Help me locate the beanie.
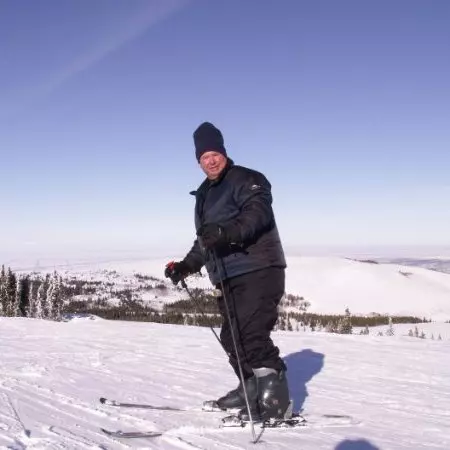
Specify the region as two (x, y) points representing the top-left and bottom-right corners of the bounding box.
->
(193, 122), (227, 162)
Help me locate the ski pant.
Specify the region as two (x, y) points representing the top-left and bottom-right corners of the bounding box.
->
(216, 266), (287, 380)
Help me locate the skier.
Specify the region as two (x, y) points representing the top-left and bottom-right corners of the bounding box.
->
(165, 122), (290, 422)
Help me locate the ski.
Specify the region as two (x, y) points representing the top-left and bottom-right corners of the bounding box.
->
(100, 413), (359, 440)
(221, 412), (307, 428)
(202, 400), (229, 412)
(99, 397), (184, 411)
(221, 412), (359, 429)
(101, 414), (358, 440)
(101, 427), (163, 439)
(100, 397), (229, 413)
(100, 396), (359, 440)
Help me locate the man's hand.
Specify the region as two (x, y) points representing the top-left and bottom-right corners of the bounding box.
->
(164, 260), (191, 285)
(197, 223), (230, 252)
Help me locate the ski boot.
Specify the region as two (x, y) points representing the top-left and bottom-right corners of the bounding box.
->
(238, 368), (291, 422)
(203, 376), (257, 412)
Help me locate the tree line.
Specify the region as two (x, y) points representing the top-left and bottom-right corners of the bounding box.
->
(0, 265), (63, 320)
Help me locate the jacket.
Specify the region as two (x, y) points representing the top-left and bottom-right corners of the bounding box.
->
(183, 159), (286, 285)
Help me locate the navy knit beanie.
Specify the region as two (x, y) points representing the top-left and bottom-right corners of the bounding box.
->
(193, 122), (227, 162)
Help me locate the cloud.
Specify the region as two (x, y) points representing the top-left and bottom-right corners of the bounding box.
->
(42, 0), (190, 94)
(1, 0), (191, 120)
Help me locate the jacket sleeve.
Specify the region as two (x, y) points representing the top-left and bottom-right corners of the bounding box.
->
(227, 171), (275, 243)
(183, 239), (205, 273)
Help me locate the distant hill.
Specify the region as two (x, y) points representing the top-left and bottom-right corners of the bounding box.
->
(284, 257), (450, 320)
(18, 255), (450, 322)
(375, 257), (450, 274)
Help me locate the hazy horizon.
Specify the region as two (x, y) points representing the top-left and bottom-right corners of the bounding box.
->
(2, 244), (450, 274)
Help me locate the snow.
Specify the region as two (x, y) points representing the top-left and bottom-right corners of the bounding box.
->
(1, 316), (449, 449)
(2, 255), (450, 448)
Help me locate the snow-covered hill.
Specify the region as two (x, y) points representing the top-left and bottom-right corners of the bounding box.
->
(0, 316), (449, 449)
(284, 257), (450, 320)
(20, 255), (450, 321)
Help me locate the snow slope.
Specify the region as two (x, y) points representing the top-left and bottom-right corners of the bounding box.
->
(0, 316), (449, 449)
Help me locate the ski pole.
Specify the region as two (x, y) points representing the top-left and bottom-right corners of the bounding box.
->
(212, 251), (258, 444)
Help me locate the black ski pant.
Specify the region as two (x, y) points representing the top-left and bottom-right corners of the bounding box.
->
(216, 266), (287, 380)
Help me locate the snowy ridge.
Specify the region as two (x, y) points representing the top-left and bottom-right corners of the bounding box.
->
(18, 255), (450, 321)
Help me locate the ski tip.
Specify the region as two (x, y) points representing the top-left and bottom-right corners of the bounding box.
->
(202, 400), (227, 412)
(101, 428), (163, 439)
(100, 427), (113, 435)
(99, 397), (115, 406)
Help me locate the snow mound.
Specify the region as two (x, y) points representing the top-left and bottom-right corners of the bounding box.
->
(62, 313), (104, 322)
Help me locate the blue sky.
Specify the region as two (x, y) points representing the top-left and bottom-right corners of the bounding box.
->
(1, 0), (449, 262)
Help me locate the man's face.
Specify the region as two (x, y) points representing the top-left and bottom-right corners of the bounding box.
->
(199, 151), (227, 180)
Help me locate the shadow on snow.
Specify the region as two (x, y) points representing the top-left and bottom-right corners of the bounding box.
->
(283, 348), (325, 413)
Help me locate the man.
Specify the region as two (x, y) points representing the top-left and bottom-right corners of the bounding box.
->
(164, 122), (290, 421)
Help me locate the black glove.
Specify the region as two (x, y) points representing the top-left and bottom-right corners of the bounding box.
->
(164, 260), (191, 285)
(197, 223), (230, 252)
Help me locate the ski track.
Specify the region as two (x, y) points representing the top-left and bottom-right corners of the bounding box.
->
(0, 377), (249, 449)
(0, 377), (164, 449)
(0, 392), (32, 449)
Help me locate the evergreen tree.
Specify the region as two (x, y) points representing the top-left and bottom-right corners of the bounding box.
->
(286, 314), (293, 331)
(6, 269), (17, 316)
(28, 280), (35, 317)
(338, 308), (353, 334)
(386, 317), (395, 336)
(19, 276), (30, 317)
(325, 320), (337, 333)
(0, 265), (7, 316)
(13, 275), (22, 317)
(50, 273), (63, 320)
(41, 274), (52, 319)
(35, 283), (44, 319)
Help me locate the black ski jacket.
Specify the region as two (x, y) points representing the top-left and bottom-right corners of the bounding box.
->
(183, 159), (286, 285)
